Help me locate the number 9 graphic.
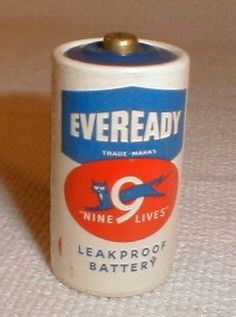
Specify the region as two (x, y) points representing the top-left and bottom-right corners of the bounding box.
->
(111, 176), (144, 224)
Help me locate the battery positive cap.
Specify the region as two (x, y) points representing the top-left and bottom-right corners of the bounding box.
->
(103, 32), (138, 55)
(65, 33), (177, 66)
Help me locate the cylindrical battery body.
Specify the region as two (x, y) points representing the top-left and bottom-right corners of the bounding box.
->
(51, 37), (190, 297)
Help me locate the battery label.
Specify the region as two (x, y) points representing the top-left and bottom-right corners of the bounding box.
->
(62, 87), (186, 163)
(62, 86), (186, 242)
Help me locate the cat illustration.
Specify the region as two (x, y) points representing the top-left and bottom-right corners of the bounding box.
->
(86, 174), (169, 211)
(86, 182), (113, 211)
(120, 174), (166, 202)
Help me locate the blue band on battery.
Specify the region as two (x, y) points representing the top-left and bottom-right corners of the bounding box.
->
(65, 41), (177, 66)
(62, 86), (186, 164)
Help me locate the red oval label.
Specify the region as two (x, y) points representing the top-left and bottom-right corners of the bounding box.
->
(64, 158), (178, 242)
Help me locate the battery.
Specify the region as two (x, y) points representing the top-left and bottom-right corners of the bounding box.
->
(51, 32), (190, 297)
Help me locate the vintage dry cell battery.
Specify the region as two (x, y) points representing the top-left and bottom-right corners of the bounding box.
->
(51, 32), (190, 297)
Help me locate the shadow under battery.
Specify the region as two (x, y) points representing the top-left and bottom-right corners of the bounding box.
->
(0, 94), (51, 264)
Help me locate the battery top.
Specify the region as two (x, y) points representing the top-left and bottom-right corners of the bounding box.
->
(65, 32), (177, 66)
